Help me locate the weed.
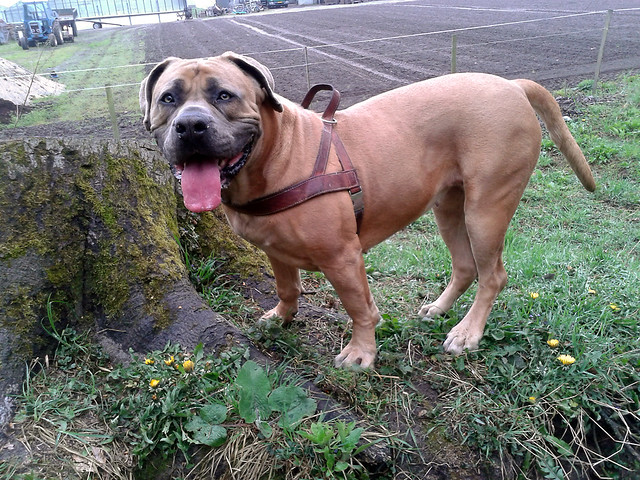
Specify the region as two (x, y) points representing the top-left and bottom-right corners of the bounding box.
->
(7, 312), (377, 479)
(173, 231), (252, 319)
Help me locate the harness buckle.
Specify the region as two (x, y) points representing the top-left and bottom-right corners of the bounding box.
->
(350, 187), (364, 210)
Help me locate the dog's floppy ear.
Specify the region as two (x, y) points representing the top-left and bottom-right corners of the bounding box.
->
(222, 51), (284, 113)
(139, 57), (180, 131)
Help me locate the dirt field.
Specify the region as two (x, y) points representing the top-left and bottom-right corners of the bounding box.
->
(141, 0), (640, 110)
(2, 0), (639, 140)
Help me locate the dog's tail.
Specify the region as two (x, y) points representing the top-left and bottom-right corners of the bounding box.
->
(514, 79), (596, 192)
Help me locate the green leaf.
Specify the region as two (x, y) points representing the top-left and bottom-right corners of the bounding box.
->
(200, 403), (227, 424)
(300, 421), (334, 446)
(269, 385), (317, 428)
(185, 417), (227, 447)
(323, 446), (335, 470)
(236, 361), (272, 423)
(193, 342), (204, 362)
(255, 418), (273, 438)
(335, 460), (350, 472)
(544, 434), (574, 457)
(454, 355), (465, 371)
(341, 427), (363, 452)
(489, 329), (505, 341)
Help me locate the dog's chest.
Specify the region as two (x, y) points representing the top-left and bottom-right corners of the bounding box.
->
(224, 209), (323, 270)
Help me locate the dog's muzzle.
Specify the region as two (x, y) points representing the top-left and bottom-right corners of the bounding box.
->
(172, 108), (214, 144)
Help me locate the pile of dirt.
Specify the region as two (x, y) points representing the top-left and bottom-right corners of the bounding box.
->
(0, 57), (64, 121)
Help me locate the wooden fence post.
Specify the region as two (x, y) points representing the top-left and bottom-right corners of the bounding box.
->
(451, 34), (457, 73)
(105, 86), (121, 142)
(304, 46), (311, 90)
(593, 9), (613, 95)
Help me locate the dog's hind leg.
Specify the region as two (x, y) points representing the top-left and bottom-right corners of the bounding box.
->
(419, 187), (478, 318)
(260, 257), (301, 324)
(441, 202), (512, 355)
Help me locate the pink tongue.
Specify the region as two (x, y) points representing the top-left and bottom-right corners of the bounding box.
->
(180, 162), (222, 212)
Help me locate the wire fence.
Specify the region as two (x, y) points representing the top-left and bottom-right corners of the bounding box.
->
(1, 5), (638, 138)
(2, 0), (186, 23)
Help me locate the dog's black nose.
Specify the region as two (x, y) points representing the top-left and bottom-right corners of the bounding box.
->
(173, 111), (212, 140)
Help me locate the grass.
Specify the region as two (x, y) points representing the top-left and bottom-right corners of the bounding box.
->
(2, 53), (638, 479)
(0, 28), (144, 129)
(247, 73), (640, 478)
(6, 318), (382, 480)
(360, 74), (640, 478)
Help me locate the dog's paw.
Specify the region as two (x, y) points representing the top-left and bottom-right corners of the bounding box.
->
(418, 303), (446, 318)
(442, 325), (482, 355)
(259, 304), (297, 325)
(334, 342), (376, 369)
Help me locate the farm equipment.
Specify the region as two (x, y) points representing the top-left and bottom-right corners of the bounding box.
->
(0, 19), (12, 45)
(16, 2), (77, 50)
(54, 8), (78, 40)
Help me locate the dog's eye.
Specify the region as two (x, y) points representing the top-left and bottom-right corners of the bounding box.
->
(218, 91), (232, 101)
(160, 93), (175, 104)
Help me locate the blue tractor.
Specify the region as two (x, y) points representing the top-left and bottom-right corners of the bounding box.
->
(17, 1), (65, 49)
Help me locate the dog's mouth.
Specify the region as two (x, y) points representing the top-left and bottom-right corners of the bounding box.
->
(174, 138), (254, 213)
(219, 138), (253, 188)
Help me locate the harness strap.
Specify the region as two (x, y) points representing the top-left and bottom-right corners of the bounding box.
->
(223, 84), (364, 234)
(222, 170), (360, 216)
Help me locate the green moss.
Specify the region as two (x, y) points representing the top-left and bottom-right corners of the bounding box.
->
(0, 138), (269, 343)
(191, 209), (270, 278)
(2, 286), (52, 361)
(0, 141), (87, 345)
(0, 139), (183, 336)
(71, 144), (186, 329)
(101, 147), (183, 327)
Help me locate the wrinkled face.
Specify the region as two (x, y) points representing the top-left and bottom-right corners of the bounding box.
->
(140, 55), (280, 213)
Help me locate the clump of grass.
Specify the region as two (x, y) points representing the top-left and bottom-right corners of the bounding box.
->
(6, 311), (380, 480)
(359, 73), (640, 479)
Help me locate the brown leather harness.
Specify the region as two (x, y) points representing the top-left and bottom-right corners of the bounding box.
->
(222, 84), (364, 234)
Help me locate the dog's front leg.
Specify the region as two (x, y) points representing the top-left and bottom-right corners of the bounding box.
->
(323, 250), (380, 369)
(260, 256), (301, 324)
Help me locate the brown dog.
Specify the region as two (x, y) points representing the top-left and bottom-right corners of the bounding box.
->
(140, 52), (595, 368)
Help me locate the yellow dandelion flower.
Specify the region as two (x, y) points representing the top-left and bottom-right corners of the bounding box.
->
(547, 339), (560, 348)
(182, 359), (195, 372)
(530, 292), (539, 299)
(164, 355), (174, 366)
(557, 354), (576, 365)
(145, 358), (154, 365)
(528, 396), (536, 403)
(149, 379), (160, 388)
(609, 303), (620, 312)
(588, 288), (596, 295)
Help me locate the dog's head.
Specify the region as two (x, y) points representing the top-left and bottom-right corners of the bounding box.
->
(139, 52), (283, 212)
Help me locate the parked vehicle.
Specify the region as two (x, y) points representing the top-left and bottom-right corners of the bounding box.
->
(54, 8), (78, 40)
(16, 2), (76, 50)
(260, 0), (288, 8)
(0, 19), (12, 45)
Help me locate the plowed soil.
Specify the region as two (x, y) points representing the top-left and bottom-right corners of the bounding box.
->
(2, 0), (639, 140)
